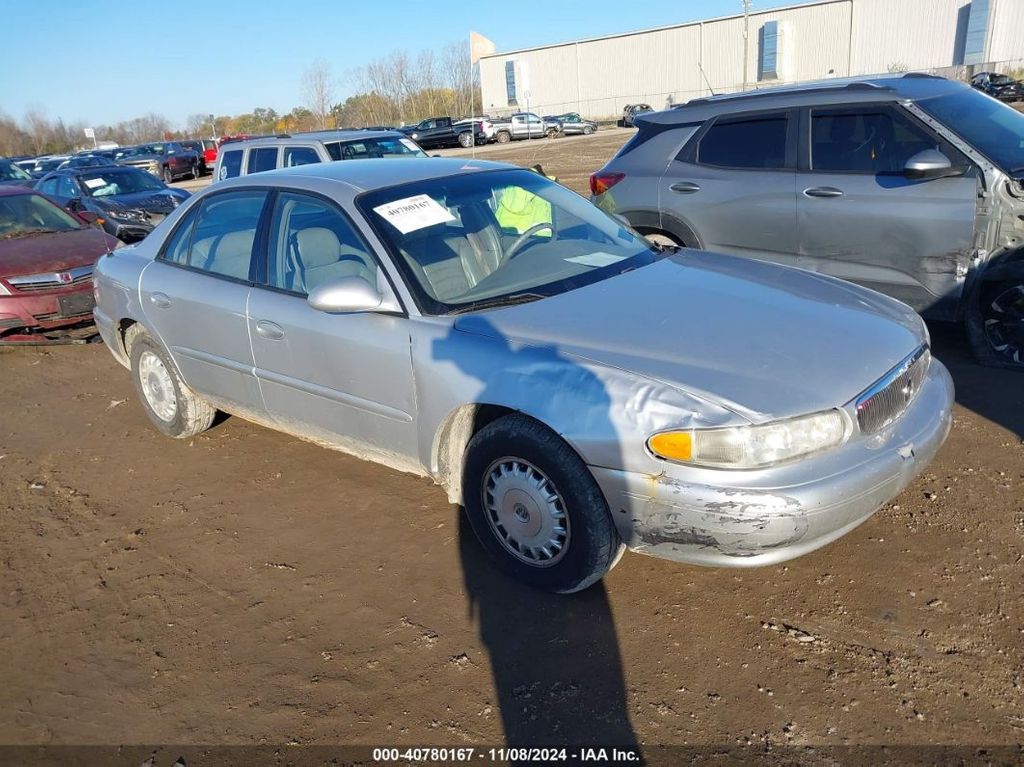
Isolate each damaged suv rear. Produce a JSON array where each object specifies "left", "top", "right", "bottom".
[{"left": 593, "top": 74, "right": 1024, "bottom": 368}]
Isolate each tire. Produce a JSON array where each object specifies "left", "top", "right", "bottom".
[
  {"left": 545, "top": 128, "right": 558, "bottom": 139},
  {"left": 462, "top": 414, "right": 624, "bottom": 594},
  {"left": 127, "top": 326, "right": 217, "bottom": 438},
  {"left": 162, "top": 166, "right": 173, "bottom": 184},
  {"left": 495, "top": 130, "right": 511, "bottom": 144},
  {"left": 583, "top": 125, "right": 594, "bottom": 135},
  {"left": 643, "top": 231, "right": 683, "bottom": 250},
  {"left": 966, "top": 276, "right": 1024, "bottom": 369},
  {"left": 191, "top": 162, "right": 200, "bottom": 179},
  {"left": 457, "top": 131, "right": 473, "bottom": 148}
]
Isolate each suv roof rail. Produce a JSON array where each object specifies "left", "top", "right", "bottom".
[
  {"left": 275, "top": 133, "right": 291, "bottom": 138},
  {"left": 683, "top": 78, "right": 894, "bottom": 107}
]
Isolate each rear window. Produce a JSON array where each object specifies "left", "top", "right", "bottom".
[
  {"left": 247, "top": 147, "right": 278, "bottom": 174},
  {"left": 697, "top": 115, "right": 789, "bottom": 169},
  {"left": 219, "top": 150, "right": 242, "bottom": 180}
]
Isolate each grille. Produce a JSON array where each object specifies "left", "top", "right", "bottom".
[
  {"left": 9, "top": 266, "right": 93, "bottom": 293},
  {"left": 856, "top": 346, "right": 930, "bottom": 434}
]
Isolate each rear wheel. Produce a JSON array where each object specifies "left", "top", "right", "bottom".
[
  {"left": 545, "top": 128, "right": 558, "bottom": 138},
  {"left": 967, "top": 276, "right": 1024, "bottom": 369},
  {"left": 495, "top": 130, "right": 511, "bottom": 144},
  {"left": 457, "top": 131, "right": 473, "bottom": 148},
  {"left": 128, "top": 327, "right": 216, "bottom": 438},
  {"left": 462, "top": 414, "right": 624, "bottom": 593},
  {"left": 191, "top": 162, "right": 200, "bottom": 179},
  {"left": 162, "top": 166, "right": 173, "bottom": 184}
]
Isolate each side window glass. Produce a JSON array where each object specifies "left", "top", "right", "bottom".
[
  {"left": 57, "top": 176, "right": 79, "bottom": 198},
  {"left": 159, "top": 206, "right": 199, "bottom": 265},
  {"left": 810, "top": 107, "right": 939, "bottom": 174},
  {"left": 38, "top": 178, "right": 58, "bottom": 196},
  {"left": 219, "top": 150, "right": 242, "bottom": 180},
  {"left": 247, "top": 147, "right": 278, "bottom": 174},
  {"left": 324, "top": 142, "right": 342, "bottom": 161},
  {"left": 187, "top": 191, "right": 267, "bottom": 280},
  {"left": 265, "top": 192, "right": 378, "bottom": 295},
  {"left": 284, "top": 147, "right": 320, "bottom": 167},
  {"left": 698, "top": 115, "right": 789, "bottom": 169}
]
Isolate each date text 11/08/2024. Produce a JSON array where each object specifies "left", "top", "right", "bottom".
[{"left": 372, "top": 747, "right": 642, "bottom": 762}]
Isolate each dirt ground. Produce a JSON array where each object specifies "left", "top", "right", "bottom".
[{"left": 2, "top": 131, "right": 1023, "bottom": 762}]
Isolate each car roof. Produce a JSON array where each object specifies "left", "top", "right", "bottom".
[
  {"left": 638, "top": 73, "right": 969, "bottom": 126},
  {"left": 214, "top": 157, "right": 517, "bottom": 194},
  {"left": 222, "top": 129, "right": 407, "bottom": 151}
]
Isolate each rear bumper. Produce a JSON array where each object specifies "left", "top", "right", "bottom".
[
  {"left": 0, "top": 284, "right": 96, "bottom": 335},
  {"left": 590, "top": 360, "right": 954, "bottom": 567}
]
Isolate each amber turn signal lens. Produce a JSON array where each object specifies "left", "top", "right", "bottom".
[{"left": 648, "top": 431, "right": 692, "bottom": 462}]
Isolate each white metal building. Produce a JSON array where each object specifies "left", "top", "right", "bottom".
[{"left": 479, "top": 0, "right": 1024, "bottom": 119}]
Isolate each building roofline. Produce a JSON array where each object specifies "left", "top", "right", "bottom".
[{"left": 479, "top": 0, "right": 848, "bottom": 60}]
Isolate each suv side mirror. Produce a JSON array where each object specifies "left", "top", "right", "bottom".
[
  {"left": 307, "top": 276, "right": 383, "bottom": 314},
  {"left": 77, "top": 210, "right": 100, "bottom": 225},
  {"left": 904, "top": 149, "right": 954, "bottom": 180}
]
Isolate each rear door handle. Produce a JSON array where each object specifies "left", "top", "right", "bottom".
[
  {"left": 803, "top": 186, "right": 844, "bottom": 198},
  {"left": 149, "top": 292, "right": 171, "bottom": 309},
  {"left": 669, "top": 181, "right": 701, "bottom": 194},
  {"left": 255, "top": 320, "right": 285, "bottom": 341}
]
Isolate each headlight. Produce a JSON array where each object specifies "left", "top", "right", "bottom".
[
  {"left": 0, "top": 281, "right": 10, "bottom": 295},
  {"left": 648, "top": 410, "right": 849, "bottom": 469},
  {"left": 106, "top": 208, "right": 147, "bottom": 222}
]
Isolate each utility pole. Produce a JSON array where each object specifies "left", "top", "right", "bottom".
[{"left": 742, "top": 0, "right": 752, "bottom": 91}]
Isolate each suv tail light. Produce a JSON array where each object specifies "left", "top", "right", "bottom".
[{"left": 590, "top": 171, "right": 625, "bottom": 196}]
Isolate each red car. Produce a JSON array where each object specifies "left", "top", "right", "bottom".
[{"left": 0, "top": 187, "right": 121, "bottom": 343}]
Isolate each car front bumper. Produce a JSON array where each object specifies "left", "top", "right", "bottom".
[
  {"left": 590, "top": 359, "right": 954, "bottom": 567},
  {"left": 0, "top": 283, "right": 96, "bottom": 336}
]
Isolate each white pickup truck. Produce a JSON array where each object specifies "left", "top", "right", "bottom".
[{"left": 490, "top": 112, "right": 562, "bottom": 143}]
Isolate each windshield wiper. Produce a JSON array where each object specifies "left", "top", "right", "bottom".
[
  {"left": 448, "top": 292, "right": 545, "bottom": 315},
  {"left": 1, "top": 228, "right": 59, "bottom": 240}
]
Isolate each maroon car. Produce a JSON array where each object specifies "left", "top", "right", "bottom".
[{"left": 0, "top": 187, "right": 121, "bottom": 343}]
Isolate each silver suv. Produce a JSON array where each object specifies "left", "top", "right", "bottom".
[
  {"left": 214, "top": 130, "right": 427, "bottom": 182},
  {"left": 593, "top": 74, "right": 1024, "bottom": 368}
]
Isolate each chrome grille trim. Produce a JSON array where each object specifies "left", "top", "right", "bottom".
[
  {"left": 855, "top": 345, "right": 930, "bottom": 434},
  {"left": 9, "top": 265, "right": 93, "bottom": 292}
]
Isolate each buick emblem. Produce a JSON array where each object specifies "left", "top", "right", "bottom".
[{"left": 56, "top": 272, "right": 72, "bottom": 284}]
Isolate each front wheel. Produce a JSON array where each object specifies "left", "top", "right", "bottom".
[
  {"left": 545, "top": 128, "right": 558, "bottom": 138},
  {"left": 128, "top": 328, "right": 217, "bottom": 438},
  {"left": 582, "top": 125, "right": 594, "bottom": 135},
  {"left": 462, "top": 414, "right": 624, "bottom": 593},
  {"left": 967, "top": 276, "right": 1024, "bottom": 369},
  {"left": 162, "top": 166, "right": 173, "bottom": 184}
]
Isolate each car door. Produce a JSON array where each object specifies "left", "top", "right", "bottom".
[
  {"left": 50, "top": 174, "right": 81, "bottom": 209},
  {"left": 663, "top": 109, "right": 800, "bottom": 264},
  {"left": 139, "top": 189, "right": 268, "bottom": 412},
  {"left": 796, "top": 103, "right": 979, "bottom": 317},
  {"left": 247, "top": 189, "right": 418, "bottom": 457}
]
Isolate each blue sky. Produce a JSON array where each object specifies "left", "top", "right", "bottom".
[{"left": 0, "top": 0, "right": 819, "bottom": 127}]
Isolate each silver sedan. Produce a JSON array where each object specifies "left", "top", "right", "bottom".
[{"left": 93, "top": 158, "right": 954, "bottom": 593}]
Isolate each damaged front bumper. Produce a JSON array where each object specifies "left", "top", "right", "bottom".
[{"left": 590, "top": 359, "right": 954, "bottom": 567}]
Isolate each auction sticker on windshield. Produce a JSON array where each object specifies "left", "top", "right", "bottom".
[
  {"left": 565, "top": 252, "right": 626, "bottom": 268},
  {"left": 83, "top": 178, "right": 107, "bottom": 189},
  {"left": 373, "top": 194, "right": 455, "bottom": 234}
]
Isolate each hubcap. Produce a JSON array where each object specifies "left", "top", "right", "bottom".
[
  {"left": 983, "top": 283, "right": 1024, "bottom": 364},
  {"left": 138, "top": 350, "right": 177, "bottom": 422},
  {"left": 482, "top": 458, "right": 570, "bottom": 567}
]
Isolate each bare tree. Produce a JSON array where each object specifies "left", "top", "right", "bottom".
[{"left": 303, "top": 59, "right": 335, "bottom": 129}]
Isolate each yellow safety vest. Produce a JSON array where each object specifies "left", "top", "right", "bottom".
[{"left": 495, "top": 184, "right": 553, "bottom": 236}]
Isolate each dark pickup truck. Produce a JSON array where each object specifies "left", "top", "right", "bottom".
[
  {"left": 398, "top": 117, "right": 487, "bottom": 149},
  {"left": 115, "top": 142, "right": 201, "bottom": 183}
]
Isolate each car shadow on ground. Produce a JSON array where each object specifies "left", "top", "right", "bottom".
[
  {"left": 458, "top": 513, "right": 639, "bottom": 750},
  {"left": 928, "top": 320, "right": 1024, "bottom": 439}
]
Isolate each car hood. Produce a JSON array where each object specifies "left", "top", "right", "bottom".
[
  {"left": 93, "top": 190, "right": 186, "bottom": 214},
  {"left": 0, "top": 226, "right": 118, "bottom": 278},
  {"left": 453, "top": 252, "right": 927, "bottom": 422}
]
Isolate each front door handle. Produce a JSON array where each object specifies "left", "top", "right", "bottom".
[
  {"left": 255, "top": 320, "right": 285, "bottom": 341},
  {"left": 149, "top": 292, "right": 171, "bottom": 309},
  {"left": 803, "top": 186, "right": 844, "bottom": 198},
  {"left": 670, "top": 181, "right": 701, "bottom": 194}
]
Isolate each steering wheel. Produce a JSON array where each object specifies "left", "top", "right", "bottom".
[{"left": 502, "top": 222, "right": 554, "bottom": 264}]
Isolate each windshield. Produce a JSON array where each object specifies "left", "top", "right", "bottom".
[
  {"left": 917, "top": 89, "right": 1024, "bottom": 175},
  {"left": 326, "top": 137, "right": 427, "bottom": 161},
  {"left": 35, "top": 158, "right": 65, "bottom": 172},
  {"left": 0, "top": 192, "right": 82, "bottom": 238},
  {"left": 358, "top": 168, "right": 659, "bottom": 314},
  {"left": 119, "top": 144, "right": 164, "bottom": 158},
  {"left": 990, "top": 74, "right": 1015, "bottom": 85},
  {"left": 0, "top": 160, "right": 32, "bottom": 182},
  {"left": 79, "top": 169, "right": 165, "bottom": 197}
]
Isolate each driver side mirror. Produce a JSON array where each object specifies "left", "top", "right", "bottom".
[
  {"left": 307, "top": 276, "right": 384, "bottom": 314},
  {"left": 904, "top": 149, "right": 954, "bottom": 181},
  {"left": 76, "top": 210, "right": 100, "bottom": 225}
]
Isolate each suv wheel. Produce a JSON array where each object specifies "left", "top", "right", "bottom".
[
  {"left": 462, "top": 414, "right": 624, "bottom": 593},
  {"left": 191, "top": 163, "right": 200, "bottom": 179},
  {"left": 162, "top": 166, "right": 173, "bottom": 184},
  {"left": 583, "top": 125, "right": 594, "bottom": 135},
  {"left": 967, "top": 276, "right": 1024, "bottom": 369}
]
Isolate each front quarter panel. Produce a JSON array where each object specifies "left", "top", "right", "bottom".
[{"left": 93, "top": 244, "right": 152, "bottom": 367}]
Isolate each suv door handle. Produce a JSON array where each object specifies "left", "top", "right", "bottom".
[
  {"left": 255, "top": 320, "right": 285, "bottom": 341},
  {"left": 803, "top": 186, "right": 844, "bottom": 198},
  {"left": 669, "top": 182, "right": 701, "bottom": 194},
  {"left": 149, "top": 292, "right": 171, "bottom": 308}
]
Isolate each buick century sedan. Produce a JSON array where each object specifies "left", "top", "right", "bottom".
[{"left": 93, "top": 159, "right": 953, "bottom": 593}]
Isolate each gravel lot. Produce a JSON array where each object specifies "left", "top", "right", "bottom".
[{"left": 2, "top": 129, "right": 1022, "bottom": 762}]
